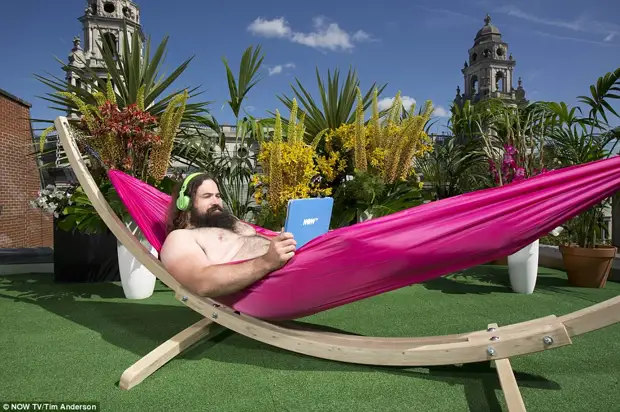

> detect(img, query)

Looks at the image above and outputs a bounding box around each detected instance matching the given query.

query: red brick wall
[0,93,54,248]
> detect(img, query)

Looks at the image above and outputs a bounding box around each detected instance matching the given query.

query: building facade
[66,0,144,102]
[0,89,54,248]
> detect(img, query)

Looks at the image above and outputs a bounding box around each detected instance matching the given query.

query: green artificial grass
[0,266,618,412]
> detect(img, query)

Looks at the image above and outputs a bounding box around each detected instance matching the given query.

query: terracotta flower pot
[559,244,617,288]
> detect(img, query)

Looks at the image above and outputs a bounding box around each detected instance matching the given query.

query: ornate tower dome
[454,14,526,107]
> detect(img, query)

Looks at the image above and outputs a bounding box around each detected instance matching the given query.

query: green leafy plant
[34,24,208,126]
[330,171,428,227]
[416,137,488,199]
[275,67,387,145]
[55,181,128,235]
[550,68,620,248]
[33,23,210,175]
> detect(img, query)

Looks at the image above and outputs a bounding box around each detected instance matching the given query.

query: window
[495,72,504,92]
[103,2,115,13]
[471,76,479,95]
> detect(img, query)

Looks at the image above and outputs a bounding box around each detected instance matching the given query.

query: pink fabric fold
[108,155,620,320]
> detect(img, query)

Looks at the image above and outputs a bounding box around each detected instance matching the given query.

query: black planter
[53,218,120,282]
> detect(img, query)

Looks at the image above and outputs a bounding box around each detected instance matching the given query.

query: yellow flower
[254,108,333,214]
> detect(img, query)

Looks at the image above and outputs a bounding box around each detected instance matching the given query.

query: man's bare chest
[193,228,245,262]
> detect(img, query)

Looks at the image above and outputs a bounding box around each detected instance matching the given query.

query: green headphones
[176,172,202,211]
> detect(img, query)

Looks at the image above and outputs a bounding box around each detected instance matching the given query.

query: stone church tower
[66,0,144,100]
[454,14,526,107]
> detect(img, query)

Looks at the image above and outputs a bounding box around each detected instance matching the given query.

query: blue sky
[1,0,619,133]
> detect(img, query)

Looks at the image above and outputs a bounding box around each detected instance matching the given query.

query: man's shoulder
[163,228,194,243]
[168,229,192,237]
[161,229,195,250]
[160,229,198,264]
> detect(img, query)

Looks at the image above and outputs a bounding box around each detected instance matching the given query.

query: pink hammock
[108,155,620,320]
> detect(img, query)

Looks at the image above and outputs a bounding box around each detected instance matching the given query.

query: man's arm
[159,230,296,297]
[198,257,275,296]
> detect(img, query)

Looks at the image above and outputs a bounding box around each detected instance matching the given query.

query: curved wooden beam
[54,115,620,384]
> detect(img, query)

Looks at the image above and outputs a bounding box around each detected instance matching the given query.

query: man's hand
[261,231,296,270]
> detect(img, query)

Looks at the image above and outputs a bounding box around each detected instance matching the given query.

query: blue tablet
[284,197,334,248]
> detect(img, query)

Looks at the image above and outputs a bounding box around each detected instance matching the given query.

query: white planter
[507,239,539,294]
[117,219,157,299]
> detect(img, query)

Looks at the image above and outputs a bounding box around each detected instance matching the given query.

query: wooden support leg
[120,318,216,390]
[488,323,527,412]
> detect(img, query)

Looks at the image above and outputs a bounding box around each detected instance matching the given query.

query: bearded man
[159,172,296,297]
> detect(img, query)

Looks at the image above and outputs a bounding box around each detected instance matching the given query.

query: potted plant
[546,67,620,287]
[38,78,186,298]
[558,202,615,288]
[69,87,186,298]
[478,101,552,294]
[548,107,617,288]
[29,183,122,283]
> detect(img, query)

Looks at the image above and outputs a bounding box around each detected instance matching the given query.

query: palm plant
[547,67,620,249]
[32,24,210,176]
[578,67,620,126]
[415,99,507,197]
[34,24,209,126]
[416,137,488,199]
[449,98,504,143]
[171,45,269,221]
[275,67,387,145]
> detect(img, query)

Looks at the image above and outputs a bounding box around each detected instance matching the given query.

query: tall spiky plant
[33,23,209,133]
[148,90,189,181]
[275,67,387,145]
[348,87,434,183]
[353,89,367,172]
[268,110,284,211]
[253,98,334,220]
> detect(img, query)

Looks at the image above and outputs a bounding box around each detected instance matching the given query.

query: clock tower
[454,14,526,107]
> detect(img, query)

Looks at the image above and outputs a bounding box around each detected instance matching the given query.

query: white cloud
[533,30,615,46]
[269,66,283,75]
[247,17,291,38]
[268,62,295,76]
[497,5,581,31]
[352,30,371,42]
[247,16,374,52]
[433,106,450,118]
[377,96,416,111]
[496,5,620,43]
[245,105,256,113]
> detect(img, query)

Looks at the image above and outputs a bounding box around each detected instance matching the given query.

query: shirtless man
[159,172,296,298]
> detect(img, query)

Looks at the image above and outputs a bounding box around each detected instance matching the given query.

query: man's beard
[189,204,238,231]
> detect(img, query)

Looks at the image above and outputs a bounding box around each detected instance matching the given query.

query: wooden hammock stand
[55,116,620,412]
